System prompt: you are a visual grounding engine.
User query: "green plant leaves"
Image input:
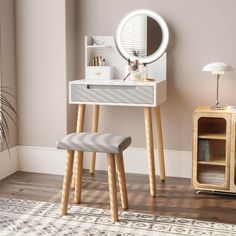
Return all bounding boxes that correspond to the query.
[0,87,17,151]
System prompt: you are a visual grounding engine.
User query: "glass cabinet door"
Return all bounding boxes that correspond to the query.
[192,112,231,190]
[230,114,236,191]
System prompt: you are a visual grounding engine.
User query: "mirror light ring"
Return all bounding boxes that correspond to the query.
[115,9,169,64]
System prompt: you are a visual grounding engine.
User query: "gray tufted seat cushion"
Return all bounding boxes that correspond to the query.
[56,132,131,154]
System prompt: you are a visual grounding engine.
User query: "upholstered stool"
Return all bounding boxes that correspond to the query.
[57,132,131,222]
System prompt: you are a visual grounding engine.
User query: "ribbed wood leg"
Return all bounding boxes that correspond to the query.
[71,151,78,189]
[61,150,74,216]
[90,105,100,175]
[144,107,157,197]
[74,151,83,204]
[115,153,128,210]
[107,153,118,223]
[72,104,85,189]
[155,106,166,181]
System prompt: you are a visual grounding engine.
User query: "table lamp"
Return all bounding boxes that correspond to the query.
[202,62,233,110]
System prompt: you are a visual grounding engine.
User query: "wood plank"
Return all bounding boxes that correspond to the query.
[198,156,226,166]
[198,133,226,140]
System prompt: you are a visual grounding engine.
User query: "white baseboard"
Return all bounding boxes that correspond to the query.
[18,146,192,178]
[0,146,18,180]
[18,146,67,175]
[83,148,192,178]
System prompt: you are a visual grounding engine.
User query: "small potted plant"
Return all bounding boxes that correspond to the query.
[0,86,17,150]
[132,49,141,57]
[0,27,17,151]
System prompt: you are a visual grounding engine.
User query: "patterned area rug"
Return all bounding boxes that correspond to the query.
[0,197,235,236]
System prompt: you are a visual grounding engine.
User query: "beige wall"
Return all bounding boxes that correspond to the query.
[0,0,17,148]
[75,0,236,151]
[13,0,236,152]
[16,0,68,147]
[66,0,78,134]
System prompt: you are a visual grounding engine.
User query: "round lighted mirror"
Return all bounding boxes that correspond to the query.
[115,9,169,64]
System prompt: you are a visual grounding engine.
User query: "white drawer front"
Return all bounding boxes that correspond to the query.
[70,84,154,105]
[85,66,112,80]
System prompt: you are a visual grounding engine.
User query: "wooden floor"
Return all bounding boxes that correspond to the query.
[0,171,236,224]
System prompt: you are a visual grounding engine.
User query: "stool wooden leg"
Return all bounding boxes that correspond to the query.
[90,105,100,175]
[115,153,128,210]
[74,151,83,204]
[155,106,166,181]
[107,153,118,223]
[61,150,74,216]
[72,104,86,188]
[144,107,157,197]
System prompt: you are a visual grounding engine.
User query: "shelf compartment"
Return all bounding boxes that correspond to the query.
[198,133,226,140]
[198,117,226,137]
[198,157,226,166]
[87,45,111,48]
[197,165,225,185]
[197,139,226,164]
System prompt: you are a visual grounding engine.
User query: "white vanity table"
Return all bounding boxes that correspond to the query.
[69,78,166,197]
[70,9,169,197]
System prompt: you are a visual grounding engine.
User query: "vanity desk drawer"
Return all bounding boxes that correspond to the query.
[69,80,166,107]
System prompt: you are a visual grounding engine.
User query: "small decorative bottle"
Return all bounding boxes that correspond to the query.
[125,59,131,76]
[141,63,148,81]
[130,60,141,81]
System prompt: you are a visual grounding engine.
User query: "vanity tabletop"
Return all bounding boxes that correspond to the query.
[70,78,165,86]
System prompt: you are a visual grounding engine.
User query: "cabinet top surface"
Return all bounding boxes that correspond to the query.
[195,106,236,114]
[70,79,164,86]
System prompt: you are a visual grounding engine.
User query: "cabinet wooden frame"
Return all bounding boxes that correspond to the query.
[192,107,233,192]
[230,114,236,191]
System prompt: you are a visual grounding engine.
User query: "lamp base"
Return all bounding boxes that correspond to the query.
[211,105,225,110]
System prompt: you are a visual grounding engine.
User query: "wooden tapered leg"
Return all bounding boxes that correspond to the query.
[72,104,86,188]
[90,105,100,175]
[107,153,118,223]
[61,150,74,216]
[144,107,157,197]
[115,153,128,210]
[76,104,86,132]
[155,106,166,181]
[74,151,83,204]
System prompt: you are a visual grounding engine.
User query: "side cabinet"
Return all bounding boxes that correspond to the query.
[192,106,236,193]
[230,114,236,191]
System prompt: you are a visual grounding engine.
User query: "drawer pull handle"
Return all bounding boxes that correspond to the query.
[95,72,101,76]
[87,85,137,90]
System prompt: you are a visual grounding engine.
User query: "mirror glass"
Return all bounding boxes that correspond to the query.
[115,9,169,64]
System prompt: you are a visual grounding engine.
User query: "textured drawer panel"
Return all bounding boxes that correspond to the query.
[70,84,154,105]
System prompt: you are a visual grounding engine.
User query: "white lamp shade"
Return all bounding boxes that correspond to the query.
[202,62,233,75]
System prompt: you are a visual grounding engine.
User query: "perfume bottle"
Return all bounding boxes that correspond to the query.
[130,60,141,81]
[141,63,148,81]
[125,59,131,76]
